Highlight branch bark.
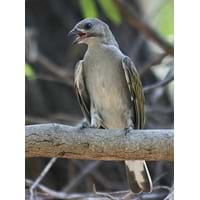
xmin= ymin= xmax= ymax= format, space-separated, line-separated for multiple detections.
xmin=25 ymin=123 xmax=173 ymax=161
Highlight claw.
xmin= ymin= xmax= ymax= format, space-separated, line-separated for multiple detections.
xmin=90 ymin=123 xmax=100 ymax=129
xmin=124 ymin=126 xmax=134 ymax=136
xmin=79 ymin=123 xmax=89 ymax=130
xmin=77 ymin=119 xmax=89 ymax=130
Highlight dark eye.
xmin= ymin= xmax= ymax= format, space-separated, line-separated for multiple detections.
xmin=84 ymin=22 xmax=92 ymax=30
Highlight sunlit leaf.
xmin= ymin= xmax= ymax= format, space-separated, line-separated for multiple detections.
xmin=80 ymin=0 xmax=98 ymax=18
xmin=97 ymin=0 xmax=122 ymax=25
xmin=25 ymin=63 xmax=36 ymax=80
xmin=154 ymin=0 xmax=174 ymax=40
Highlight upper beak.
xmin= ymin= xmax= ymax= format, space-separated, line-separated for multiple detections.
xmin=68 ymin=28 xmax=87 ymax=44
xmin=67 ymin=28 xmax=79 ymax=37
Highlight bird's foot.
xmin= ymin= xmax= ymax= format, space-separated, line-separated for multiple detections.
xmin=76 ymin=119 xmax=90 ymax=130
xmin=124 ymin=126 xmax=134 ymax=136
xmin=90 ymin=121 xmax=101 ymax=129
xmin=90 ymin=124 xmax=98 ymax=129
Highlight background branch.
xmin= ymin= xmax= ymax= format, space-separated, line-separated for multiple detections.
xmin=26 ymin=123 xmax=174 ymax=161
xmin=26 ymin=179 xmax=171 ymax=200
xmin=61 ymin=161 xmax=101 ymax=192
xmin=144 ymin=63 xmax=174 ymax=93
xmin=113 ymin=0 xmax=174 ymax=55
xmin=139 ymin=53 xmax=167 ymax=76
xmin=29 ymin=157 xmax=57 ymax=200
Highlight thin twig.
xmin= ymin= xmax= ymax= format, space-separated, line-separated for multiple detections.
xmin=26 ymin=179 xmax=127 ymax=200
xmin=62 ymin=161 xmax=101 ymax=192
xmin=29 ymin=157 xmax=57 ymax=200
xmin=95 ymin=191 xmax=119 ymax=200
xmin=139 ymin=53 xmax=167 ymax=76
xmin=145 ymin=106 xmax=173 ymax=114
xmin=73 ymin=160 xmax=124 ymax=190
xmin=26 ymin=179 xmax=81 ymax=199
xmin=153 ymin=172 xmax=167 ymax=185
xmin=121 ymin=191 xmax=135 ymax=200
xmin=143 ymin=63 xmax=174 ymax=93
xmin=26 ymin=179 xmax=172 ymax=200
xmin=37 ymin=54 xmax=74 ymax=86
xmin=113 ymin=0 xmax=174 ymax=55
xmin=26 ymin=28 xmax=74 ymax=87
xmin=164 ymin=190 xmax=174 ymax=200
xmin=153 ymin=185 xmax=171 ymax=192
xmin=92 ymin=169 xmax=124 ymax=190
xmin=93 ymin=184 xmax=120 ymax=200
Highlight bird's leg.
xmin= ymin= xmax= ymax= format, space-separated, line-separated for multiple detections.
xmin=90 ymin=105 xmax=102 ymax=128
xmin=91 ymin=112 xmax=102 ymax=128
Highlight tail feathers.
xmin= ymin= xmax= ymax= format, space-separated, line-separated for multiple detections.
xmin=125 ymin=160 xmax=152 ymax=193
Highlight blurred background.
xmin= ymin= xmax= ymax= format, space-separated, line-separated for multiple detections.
xmin=25 ymin=0 xmax=174 ymax=199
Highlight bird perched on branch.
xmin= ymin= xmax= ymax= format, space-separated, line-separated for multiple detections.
xmin=68 ymin=18 xmax=152 ymax=193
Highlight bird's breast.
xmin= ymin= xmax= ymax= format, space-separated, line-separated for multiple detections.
xmin=83 ymin=50 xmax=133 ymax=128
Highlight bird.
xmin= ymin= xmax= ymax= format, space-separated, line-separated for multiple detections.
xmin=68 ymin=18 xmax=152 ymax=194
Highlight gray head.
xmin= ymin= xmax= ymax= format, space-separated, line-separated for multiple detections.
xmin=68 ymin=18 xmax=118 ymax=47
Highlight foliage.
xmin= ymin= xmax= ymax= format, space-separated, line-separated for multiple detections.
xmin=80 ymin=0 xmax=98 ymax=19
xmin=154 ymin=0 xmax=174 ymax=41
xmin=25 ymin=63 xmax=36 ymax=80
xmin=97 ymin=0 xmax=122 ymax=25
xmin=79 ymin=0 xmax=122 ymax=25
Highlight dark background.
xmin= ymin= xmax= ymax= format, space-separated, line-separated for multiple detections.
xmin=25 ymin=0 xmax=174 ymax=199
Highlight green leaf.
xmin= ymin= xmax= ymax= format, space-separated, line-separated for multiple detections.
xmin=154 ymin=0 xmax=174 ymax=40
xmin=97 ymin=0 xmax=122 ymax=25
xmin=25 ymin=64 xmax=36 ymax=80
xmin=80 ymin=0 xmax=98 ymax=18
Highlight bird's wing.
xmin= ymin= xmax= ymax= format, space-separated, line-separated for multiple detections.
xmin=74 ymin=60 xmax=91 ymax=123
xmin=122 ymin=56 xmax=145 ymax=129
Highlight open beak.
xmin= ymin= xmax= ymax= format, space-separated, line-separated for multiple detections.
xmin=68 ymin=28 xmax=87 ymax=44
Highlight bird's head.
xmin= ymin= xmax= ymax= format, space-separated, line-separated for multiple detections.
xmin=68 ymin=18 xmax=118 ymax=47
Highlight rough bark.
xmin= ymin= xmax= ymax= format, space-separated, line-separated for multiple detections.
xmin=25 ymin=123 xmax=173 ymax=160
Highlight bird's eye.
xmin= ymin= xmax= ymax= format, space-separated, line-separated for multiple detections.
xmin=84 ymin=23 xmax=92 ymax=30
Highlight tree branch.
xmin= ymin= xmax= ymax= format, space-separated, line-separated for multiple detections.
xmin=25 ymin=124 xmax=173 ymax=160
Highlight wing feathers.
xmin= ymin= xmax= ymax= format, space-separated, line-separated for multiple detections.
xmin=122 ymin=56 xmax=145 ymax=129
xmin=74 ymin=60 xmax=91 ymax=122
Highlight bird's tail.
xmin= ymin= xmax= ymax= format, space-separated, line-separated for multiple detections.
xmin=125 ymin=160 xmax=152 ymax=193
